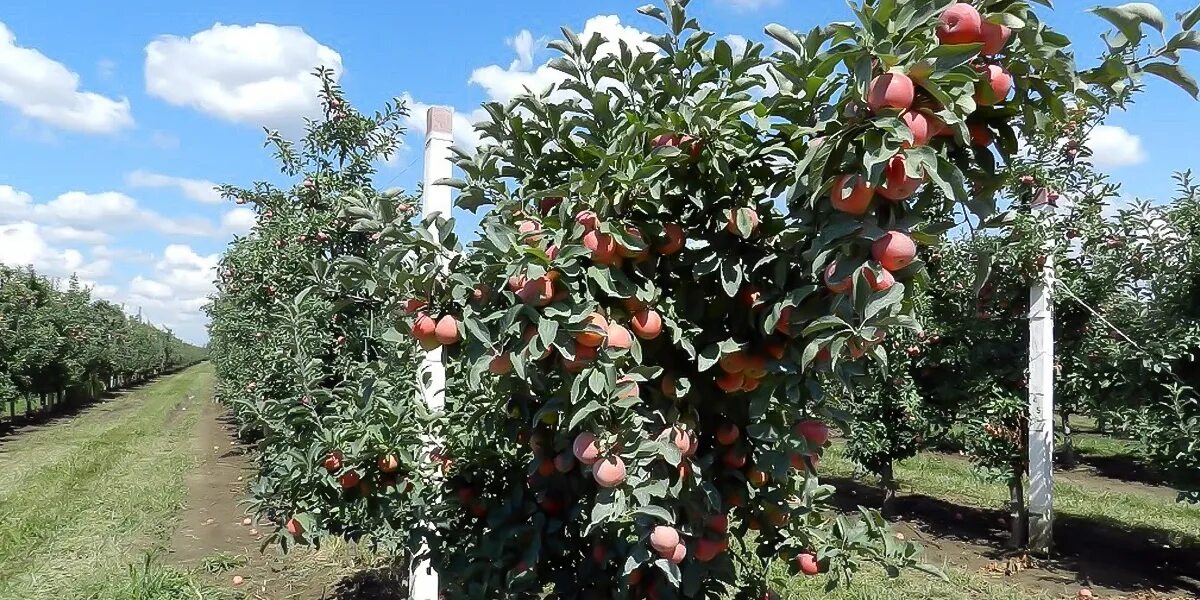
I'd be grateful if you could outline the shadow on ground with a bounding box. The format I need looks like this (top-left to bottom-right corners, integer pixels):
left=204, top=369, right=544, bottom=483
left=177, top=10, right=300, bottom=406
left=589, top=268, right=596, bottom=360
left=830, top=477, right=1200, bottom=596
left=323, top=564, right=409, bottom=600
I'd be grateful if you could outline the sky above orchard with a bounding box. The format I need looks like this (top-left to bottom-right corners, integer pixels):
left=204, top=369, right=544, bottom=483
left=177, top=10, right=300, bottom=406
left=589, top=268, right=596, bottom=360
left=0, top=0, right=1197, bottom=345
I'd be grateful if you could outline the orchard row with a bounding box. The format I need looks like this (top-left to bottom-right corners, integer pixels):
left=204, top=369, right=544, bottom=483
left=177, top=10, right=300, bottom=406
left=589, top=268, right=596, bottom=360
left=206, top=1, right=1198, bottom=598
left=0, top=266, right=206, bottom=419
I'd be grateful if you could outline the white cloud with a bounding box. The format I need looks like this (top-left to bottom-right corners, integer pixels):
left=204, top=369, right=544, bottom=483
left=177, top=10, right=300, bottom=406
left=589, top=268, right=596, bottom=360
left=42, top=225, right=111, bottom=244
left=1086, top=125, right=1146, bottom=168
left=116, top=243, right=218, bottom=344
left=0, top=221, right=110, bottom=279
left=126, top=169, right=222, bottom=204
left=508, top=30, right=539, bottom=70
left=467, top=16, right=655, bottom=104
left=130, top=275, right=173, bottom=299
left=145, top=23, right=342, bottom=129
left=716, top=0, right=781, bottom=11
left=0, top=186, right=217, bottom=238
left=221, top=207, right=256, bottom=234
left=0, top=21, right=133, bottom=134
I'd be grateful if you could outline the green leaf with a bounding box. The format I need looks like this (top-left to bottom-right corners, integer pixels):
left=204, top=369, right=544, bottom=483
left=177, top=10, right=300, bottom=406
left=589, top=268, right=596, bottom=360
left=1143, top=62, right=1200, bottom=98
left=633, top=505, right=673, bottom=523
left=802, top=315, right=848, bottom=337
left=1180, top=5, right=1200, bottom=30
left=1167, top=30, right=1200, bottom=52
left=864, top=283, right=904, bottom=322
left=765, top=24, right=805, bottom=56
left=1089, top=3, right=1166, bottom=46
left=719, top=259, right=743, bottom=298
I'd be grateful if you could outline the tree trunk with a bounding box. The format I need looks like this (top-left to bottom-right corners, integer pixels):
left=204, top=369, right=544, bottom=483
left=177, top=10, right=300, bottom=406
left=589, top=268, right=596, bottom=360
left=1008, top=474, right=1028, bottom=549
left=1095, top=414, right=1107, bottom=434
left=1060, top=410, right=1077, bottom=469
left=880, top=462, right=898, bottom=517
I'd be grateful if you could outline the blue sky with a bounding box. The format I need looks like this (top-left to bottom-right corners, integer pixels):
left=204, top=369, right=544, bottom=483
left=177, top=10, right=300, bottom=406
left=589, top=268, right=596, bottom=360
left=0, top=0, right=1196, bottom=344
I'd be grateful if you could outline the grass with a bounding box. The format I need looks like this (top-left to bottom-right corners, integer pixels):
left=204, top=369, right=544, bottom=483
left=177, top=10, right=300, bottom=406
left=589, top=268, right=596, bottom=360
left=769, top=563, right=1055, bottom=600
left=0, top=365, right=221, bottom=600
left=201, top=552, right=248, bottom=575
left=820, top=443, right=1200, bottom=549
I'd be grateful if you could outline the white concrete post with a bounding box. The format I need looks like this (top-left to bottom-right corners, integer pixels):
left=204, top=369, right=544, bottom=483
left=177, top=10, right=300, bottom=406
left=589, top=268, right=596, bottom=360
left=411, top=106, right=454, bottom=600
left=1027, top=189, right=1055, bottom=554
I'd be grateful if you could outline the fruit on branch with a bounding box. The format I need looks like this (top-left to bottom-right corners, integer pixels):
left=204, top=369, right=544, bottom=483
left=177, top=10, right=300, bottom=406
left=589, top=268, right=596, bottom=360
left=338, top=471, right=361, bottom=489
left=878, top=154, right=925, bottom=202
left=831, top=174, right=875, bottom=215
left=583, top=230, right=621, bottom=265
left=901, top=110, right=937, bottom=147
left=488, top=353, right=513, bottom=375
left=937, top=3, right=983, bottom=45
left=797, top=552, right=821, bottom=576
left=873, top=231, right=918, bottom=271
left=434, top=315, right=462, bottom=345
left=576, top=210, right=600, bottom=230
left=322, top=451, right=342, bottom=473
left=573, top=432, right=602, bottom=465
left=285, top=517, right=304, bottom=536
left=593, top=455, right=627, bottom=487
left=606, top=323, right=634, bottom=350
left=867, top=72, right=916, bottom=114
left=975, top=64, right=1014, bottom=106
left=980, top=21, right=1012, bottom=55
left=864, top=267, right=896, bottom=292
left=658, top=223, right=685, bottom=254
left=631, top=308, right=663, bottom=340
left=716, top=423, right=740, bottom=445
left=576, top=312, right=609, bottom=347
left=650, top=526, right=681, bottom=556
left=669, top=543, right=688, bottom=564
left=969, top=122, right=994, bottom=147
left=825, top=262, right=853, bottom=294
left=378, top=454, right=399, bottom=473
left=795, top=419, right=830, bottom=447
left=413, top=313, right=437, bottom=342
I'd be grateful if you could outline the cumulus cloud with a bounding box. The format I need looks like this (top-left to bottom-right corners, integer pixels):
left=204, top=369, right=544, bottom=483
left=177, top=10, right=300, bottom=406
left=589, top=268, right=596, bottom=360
left=0, top=21, right=133, bottom=134
left=117, top=243, right=218, bottom=344
left=126, top=169, right=222, bottom=204
left=1086, top=125, right=1146, bottom=168
left=0, top=186, right=217, bottom=238
left=467, top=16, right=655, bottom=105
left=408, top=16, right=657, bottom=151
left=144, top=23, right=342, bottom=129
left=42, top=225, right=111, bottom=244
left=221, top=207, right=256, bottom=235
left=0, top=221, right=110, bottom=279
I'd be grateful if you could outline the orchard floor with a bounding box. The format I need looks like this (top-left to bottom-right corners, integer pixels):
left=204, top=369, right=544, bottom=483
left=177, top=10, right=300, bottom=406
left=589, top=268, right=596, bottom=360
left=1, top=367, right=1196, bottom=599
left=0, top=365, right=386, bottom=600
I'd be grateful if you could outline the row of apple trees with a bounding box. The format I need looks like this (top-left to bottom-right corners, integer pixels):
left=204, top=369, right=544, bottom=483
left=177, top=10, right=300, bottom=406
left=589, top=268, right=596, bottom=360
left=0, top=267, right=206, bottom=420
left=831, top=5, right=1200, bottom=545
left=205, top=0, right=1195, bottom=597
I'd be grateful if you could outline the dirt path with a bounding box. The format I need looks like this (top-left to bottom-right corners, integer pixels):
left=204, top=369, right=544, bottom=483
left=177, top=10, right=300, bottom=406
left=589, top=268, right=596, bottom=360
left=168, top=391, right=388, bottom=599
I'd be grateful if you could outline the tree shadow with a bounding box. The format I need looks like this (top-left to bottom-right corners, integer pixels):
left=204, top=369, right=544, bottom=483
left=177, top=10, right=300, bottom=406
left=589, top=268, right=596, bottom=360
left=828, top=477, right=1200, bottom=596
left=1072, top=449, right=1170, bottom=488
left=322, top=564, right=409, bottom=599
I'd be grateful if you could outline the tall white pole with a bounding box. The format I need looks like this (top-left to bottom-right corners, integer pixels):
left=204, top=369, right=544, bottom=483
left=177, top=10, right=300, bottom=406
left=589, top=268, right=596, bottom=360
left=411, top=106, right=454, bottom=600
left=1027, top=189, right=1055, bottom=554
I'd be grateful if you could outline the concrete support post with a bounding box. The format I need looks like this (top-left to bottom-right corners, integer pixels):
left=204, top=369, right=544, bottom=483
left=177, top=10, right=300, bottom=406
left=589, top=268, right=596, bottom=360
left=410, top=106, right=455, bottom=600
left=1027, top=189, right=1056, bottom=554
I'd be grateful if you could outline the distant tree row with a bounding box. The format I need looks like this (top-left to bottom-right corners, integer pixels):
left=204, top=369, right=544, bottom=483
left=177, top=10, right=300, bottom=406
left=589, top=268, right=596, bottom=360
left=0, top=265, right=207, bottom=419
